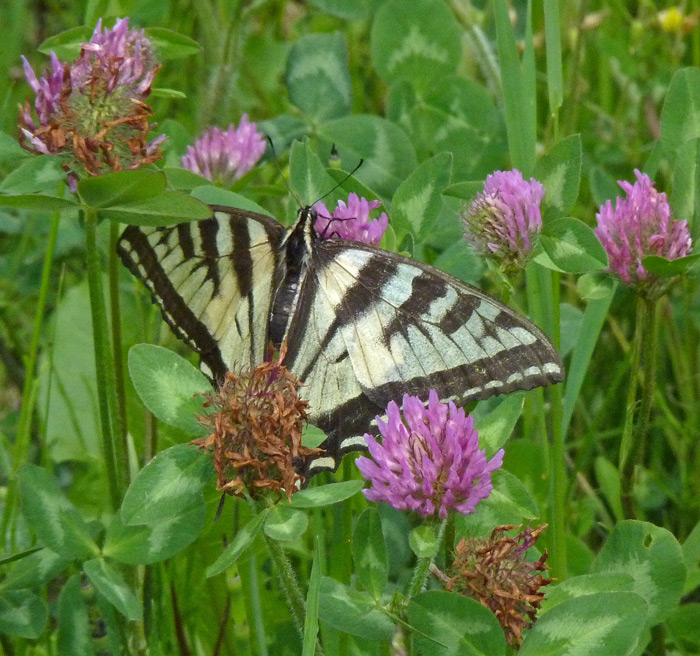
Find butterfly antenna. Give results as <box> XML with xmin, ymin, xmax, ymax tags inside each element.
<box><xmin>313</xmin><ymin>155</ymin><xmax>364</xmax><ymax>205</ymax></box>
<box><xmin>266</xmin><ymin>135</ymin><xmax>303</xmax><ymax>208</ymax></box>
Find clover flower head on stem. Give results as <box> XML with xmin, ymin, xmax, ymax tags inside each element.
<box><xmin>462</xmin><ymin>169</ymin><xmax>545</xmax><ymax>272</ymax></box>
<box><xmin>181</xmin><ymin>117</ymin><xmax>267</xmax><ymax>185</ymax></box>
<box><xmin>313</xmin><ymin>193</ymin><xmax>389</xmax><ymax>245</ymax></box>
<box><xmin>18</xmin><ymin>17</ymin><xmax>164</xmax><ymax>186</ymax></box>
<box><xmin>355</xmin><ymin>389</ymin><xmax>503</xmax><ymax>519</ymax></box>
<box><xmin>595</xmin><ymin>169</ymin><xmax>692</xmax><ymax>292</ymax></box>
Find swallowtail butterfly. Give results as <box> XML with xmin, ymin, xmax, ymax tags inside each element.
<box><xmin>118</xmin><ymin>204</ymin><xmax>564</xmax><ymax>477</ymax></box>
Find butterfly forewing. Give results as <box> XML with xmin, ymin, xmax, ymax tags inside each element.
<box><xmin>118</xmin><ymin>207</ymin><xmax>286</xmax><ymax>379</ymax></box>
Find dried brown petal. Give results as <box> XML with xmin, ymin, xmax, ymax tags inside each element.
<box><xmin>192</xmin><ymin>356</ymin><xmax>321</xmax><ymax>501</ymax></box>
<box><xmin>443</xmin><ymin>525</ymin><xmax>552</xmax><ymax>648</ymax></box>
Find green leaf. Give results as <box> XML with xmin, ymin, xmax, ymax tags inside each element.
<box><xmin>542</xmin><ymin>572</ymin><xmax>635</xmax><ymax>612</ymax></box>
<box><xmin>263</xmin><ymin>506</ymin><xmax>309</xmax><ymax>541</ymax></box>
<box><xmin>57</xmin><ymin>575</ymin><xmax>93</xmax><ymax>656</ymax></box>
<box><xmin>494</xmin><ymin>0</ymin><xmax>536</xmax><ymax>175</ymax></box>
<box><xmin>18</xmin><ymin>465</ymin><xmax>98</xmax><ymax>560</ymax></box>
<box><xmin>83</xmin><ymin>559</ymin><xmax>142</xmax><ymax>621</ymax></box>
<box><xmin>589</xmin><ymin>165</ymin><xmax>620</xmax><ymax>207</ymax></box>
<box><xmin>78</xmin><ymin>170</ymin><xmax>167</xmax><ymax>207</ymax></box>
<box><xmin>289</xmin><ymin>141</ymin><xmax>336</xmax><ymax>206</ymax></box>
<box><xmin>353</xmin><ymin>509</ymin><xmax>388</xmax><ymax>600</ymax></box>
<box><xmin>0</xmin><ymin>194</ymin><xmax>78</xmax><ymax>211</ymax></box>
<box><xmin>302</xmin><ymin>541</ymin><xmax>323</xmax><ymax>656</ymax></box>
<box><xmin>163</xmin><ymin>168</ymin><xmax>211</xmax><ymax>192</ymax></box>
<box><xmin>128</xmin><ymin>344</ymin><xmax>211</xmax><ymax>435</ymax></box>
<box><xmin>459</xmin><ymin>470</ymin><xmax>539</xmax><ymax>535</ymax></box>
<box><xmin>534</xmin><ymin>134</ymin><xmax>582</xmax><ymax>218</ymax></box>
<box><xmin>562</xmin><ymin>290</ymin><xmax>614</xmax><ymax>435</ymax></box>
<box><xmin>660</xmin><ymin>68</ymin><xmax>700</xmax><ymax>161</ymax></box>
<box><xmin>391</xmin><ymin>152</ymin><xmax>452</xmax><ymax>242</ymax></box>
<box><xmin>290</xmin><ymin>480</ymin><xmax>364</xmax><ymax>508</ymax></box>
<box><xmin>120</xmin><ymin>444</ymin><xmax>214</xmax><ymax>526</ymax></box>
<box><xmin>670</xmin><ymin>137</ymin><xmax>700</xmax><ymax>241</ymax></box>
<box><xmin>150</xmin><ymin>87</ymin><xmax>187</xmax><ymax>99</ymax></box>
<box><xmin>0</xmin><ymin>131</ymin><xmax>31</xmax><ymax>164</ymax></box>
<box><xmin>191</xmin><ymin>187</ymin><xmax>273</xmax><ymax>216</ymax></box>
<box><xmin>286</xmin><ymin>32</ymin><xmax>352</xmax><ymax>121</ymax></box>
<box><xmin>370</xmin><ymin>0</ymin><xmax>461</xmax><ymax>89</ymax></box>
<box><xmin>594</xmin><ymin>457</ymin><xmax>624</xmax><ymax>522</ymax></box>
<box><xmin>207</xmin><ymin>511</ymin><xmax>268</xmax><ymax>577</ymax></box>
<box><xmin>642</xmin><ymin>253</ymin><xmax>700</xmax><ymax>277</ymax></box>
<box><xmin>38</xmin><ymin>25</ymin><xmax>91</xmax><ymax>58</ymax></box>
<box><xmin>0</xmin><ymin>590</ymin><xmax>48</xmax><ymax>639</ymax></box>
<box><xmin>307</xmin><ymin>0</ymin><xmax>371</xmax><ymax>20</ymax></box>
<box><xmin>258</xmin><ymin>114</ymin><xmax>310</xmax><ymax>154</ymax></box>
<box><xmin>318</xmin><ymin>577</ymin><xmax>395</xmax><ymax>641</ymax></box>
<box><xmin>319</xmin><ymin>115</ymin><xmax>417</xmax><ymax>198</ymax></box>
<box><xmin>539</xmin><ymin>217</ymin><xmax>608</xmax><ymax>273</ymax></box>
<box><xmin>407</xmin><ymin>77</ymin><xmax>504</xmax><ymax>180</ymax></box>
<box><xmin>667</xmin><ymin>603</ymin><xmax>700</xmax><ymax>652</ymax></box>
<box><xmin>326</xmin><ymin>167</ymin><xmax>385</xmax><ymax>208</ymax></box>
<box><xmin>98</xmin><ymin>191</ymin><xmax>213</xmax><ymax>225</ymax></box>
<box><xmin>409</xmin><ymin>525</ymin><xmax>437</xmax><ymax>559</ymax></box>
<box><xmin>146</xmin><ymin>27</ymin><xmax>201</xmax><ymax>60</ymax></box>
<box><xmin>2</xmin><ymin>548</ymin><xmax>71</xmax><ymax>591</ymax></box>
<box><xmin>577</xmin><ymin>272</ymin><xmax>616</xmax><ymax>301</ymax></box>
<box><xmin>473</xmin><ymin>394</ymin><xmax>523</xmax><ymax>453</ymax></box>
<box><xmin>590</xmin><ymin>520</ymin><xmax>686</xmax><ymax>626</ymax></box>
<box><xmin>104</xmin><ymin>502</ymin><xmax>206</xmax><ymax>564</ymax></box>
<box><xmin>407</xmin><ymin>591</ymin><xmax>506</xmax><ymax>656</ymax></box>
<box><xmin>520</xmin><ymin>592</ymin><xmax>646</xmax><ymax>656</ymax></box>
<box><xmin>0</xmin><ymin>155</ymin><xmax>67</xmax><ymax>194</ymax></box>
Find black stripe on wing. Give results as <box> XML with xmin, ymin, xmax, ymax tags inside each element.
<box><xmin>118</xmin><ymin>207</ymin><xmax>286</xmax><ymax>382</ymax></box>
<box><xmin>310</xmin><ymin>239</ymin><xmax>563</xmax><ymax>407</ymax></box>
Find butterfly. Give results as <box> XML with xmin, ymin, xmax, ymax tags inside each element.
<box><xmin>118</xmin><ymin>204</ymin><xmax>563</xmax><ymax>477</ymax></box>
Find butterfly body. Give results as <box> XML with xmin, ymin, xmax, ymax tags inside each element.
<box><xmin>119</xmin><ymin>204</ymin><xmax>563</xmax><ymax>477</ymax></box>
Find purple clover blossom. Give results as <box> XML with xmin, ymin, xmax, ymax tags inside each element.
<box><xmin>595</xmin><ymin>170</ymin><xmax>692</xmax><ymax>286</ymax></box>
<box><xmin>462</xmin><ymin>169</ymin><xmax>545</xmax><ymax>271</ymax></box>
<box><xmin>313</xmin><ymin>193</ymin><xmax>389</xmax><ymax>245</ymax></box>
<box><xmin>355</xmin><ymin>390</ymin><xmax>504</xmax><ymax>519</ymax></box>
<box><xmin>18</xmin><ymin>17</ymin><xmax>163</xmax><ymax>181</ymax></box>
<box><xmin>71</xmin><ymin>18</ymin><xmax>157</xmax><ymax>96</ymax></box>
<box><xmin>182</xmin><ymin>117</ymin><xmax>267</xmax><ymax>185</ymax></box>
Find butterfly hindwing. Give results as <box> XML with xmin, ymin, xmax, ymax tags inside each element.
<box><xmin>118</xmin><ymin>206</ymin><xmax>286</xmax><ymax>380</ymax></box>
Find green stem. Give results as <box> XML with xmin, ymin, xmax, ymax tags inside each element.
<box><xmin>2</xmin><ymin>212</ymin><xmax>61</xmax><ymax>550</ymax></box>
<box><xmin>406</xmin><ymin>518</ymin><xmax>447</xmax><ymax>599</ymax></box>
<box><xmin>264</xmin><ymin>533</ymin><xmax>308</xmax><ymax>639</ymax></box>
<box><xmin>620</xmin><ymin>296</ymin><xmax>646</xmax><ymax>518</ymax></box>
<box><xmin>85</xmin><ymin>209</ymin><xmax>120</xmax><ymax>512</ymax></box>
<box><xmin>13</xmin><ymin>212</ymin><xmax>60</xmax><ymax>465</ymax></box>
<box><xmin>109</xmin><ymin>222</ymin><xmax>129</xmax><ymax>488</ymax></box>
<box><xmin>548</xmin><ymin>272</ymin><xmax>567</xmax><ymax>579</ymax></box>
<box><xmin>633</xmin><ymin>298</ymin><xmax>660</xmax><ymax>474</ymax></box>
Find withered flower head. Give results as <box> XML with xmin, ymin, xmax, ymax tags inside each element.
<box><xmin>192</xmin><ymin>358</ymin><xmax>320</xmax><ymax>501</ymax></box>
<box><xmin>443</xmin><ymin>525</ymin><xmax>551</xmax><ymax>649</ymax></box>
<box><xmin>19</xmin><ymin>17</ymin><xmax>165</xmax><ymax>189</ymax></box>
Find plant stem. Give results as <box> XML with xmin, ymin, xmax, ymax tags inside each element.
<box><xmin>634</xmin><ymin>298</ymin><xmax>660</xmax><ymax>472</ymax></box>
<box><xmin>264</xmin><ymin>533</ymin><xmax>307</xmax><ymax>638</ymax></box>
<box><xmin>406</xmin><ymin>518</ymin><xmax>447</xmax><ymax>599</ymax></box>
<box><xmin>109</xmin><ymin>222</ymin><xmax>129</xmax><ymax>488</ymax></box>
<box><xmin>619</xmin><ymin>295</ymin><xmax>648</xmax><ymax>518</ymax></box>
<box><xmin>85</xmin><ymin>209</ymin><xmax>120</xmax><ymax>512</ymax></box>
<box><xmin>13</xmin><ymin>212</ymin><xmax>60</xmax><ymax>465</ymax></box>
<box><xmin>2</xmin><ymin>211</ymin><xmax>61</xmax><ymax>550</ymax></box>
<box><xmin>549</xmin><ymin>271</ymin><xmax>567</xmax><ymax>580</ymax></box>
